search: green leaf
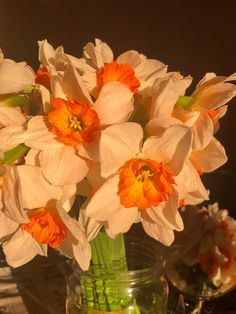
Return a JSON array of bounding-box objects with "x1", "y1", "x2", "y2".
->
[
  {"x1": 22, "y1": 85, "x2": 35, "y2": 93},
  {"x1": 2, "y1": 96, "x2": 29, "y2": 107},
  {"x1": 0, "y1": 144, "x2": 30, "y2": 165},
  {"x1": 175, "y1": 96, "x2": 194, "y2": 110}
]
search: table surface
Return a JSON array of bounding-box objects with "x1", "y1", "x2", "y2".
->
[{"x1": 0, "y1": 248, "x2": 235, "y2": 314}]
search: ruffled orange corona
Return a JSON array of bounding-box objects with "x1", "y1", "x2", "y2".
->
[
  {"x1": 118, "y1": 158, "x2": 175, "y2": 210},
  {"x1": 48, "y1": 98, "x2": 100, "y2": 147},
  {"x1": 97, "y1": 61, "x2": 140, "y2": 93},
  {"x1": 35, "y1": 67, "x2": 51, "y2": 90},
  {"x1": 22, "y1": 207, "x2": 67, "y2": 248}
]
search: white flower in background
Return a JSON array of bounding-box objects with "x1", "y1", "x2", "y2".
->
[
  {"x1": 36, "y1": 39, "x2": 167, "y2": 99},
  {"x1": 176, "y1": 203, "x2": 236, "y2": 287},
  {"x1": 81, "y1": 38, "x2": 168, "y2": 94}
]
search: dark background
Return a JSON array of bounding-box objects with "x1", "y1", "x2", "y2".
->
[{"x1": 1, "y1": 0, "x2": 236, "y2": 213}]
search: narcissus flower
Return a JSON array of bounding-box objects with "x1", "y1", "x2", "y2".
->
[
  {"x1": 0, "y1": 50, "x2": 35, "y2": 95},
  {"x1": 12, "y1": 62, "x2": 135, "y2": 186},
  {"x1": 85, "y1": 122, "x2": 192, "y2": 245},
  {"x1": 0, "y1": 164, "x2": 91, "y2": 270},
  {"x1": 0, "y1": 203, "x2": 91, "y2": 270},
  {"x1": 175, "y1": 73, "x2": 236, "y2": 149},
  {"x1": 174, "y1": 203, "x2": 236, "y2": 287},
  {"x1": 80, "y1": 39, "x2": 168, "y2": 96}
]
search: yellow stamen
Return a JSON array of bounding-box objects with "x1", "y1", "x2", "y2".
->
[{"x1": 68, "y1": 115, "x2": 82, "y2": 130}]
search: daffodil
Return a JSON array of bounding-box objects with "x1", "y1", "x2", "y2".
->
[
  {"x1": 37, "y1": 39, "x2": 167, "y2": 100},
  {"x1": 80, "y1": 38, "x2": 168, "y2": 95},
  {"x1": 175, "y1": 203, "x2": 236, "y2": 287},
  {"x1": 0, "y1": 164, "x2": 91, "y2": 270},
  {"x1": 174, "y1": 73, "x2": 236, "y2": 149},
  {"x1": 0, "y1": 202, "x2": 91, "y2": 270},
  {"x1": 13, "y1": 61, "x2": 136, "y2": 186},
  {"x1": 0, "y1": 49, "x2": 34, "y2": 95},
  {"x1": 85, "y1": 122, "x2": 192, "y2": 245}
]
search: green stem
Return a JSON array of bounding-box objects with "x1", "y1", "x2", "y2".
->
[{"x1": 87, "y1": 230, "x2": 128, "y2": 312}]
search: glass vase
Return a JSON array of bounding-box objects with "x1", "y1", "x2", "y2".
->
[
  {"x1": 166, "y1": 245, "x2": 236, "y2": 313},
  {"x1": 66, "y1": 236, "x2": 168, "y2": 314}
]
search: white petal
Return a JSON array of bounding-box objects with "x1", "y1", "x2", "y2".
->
[
  {"x1": 61, "y1": 184, "x2": 77, "y2": 212},
  {"x1": 142, "y1": 124, "x2": 192, "y2": 175},
  {"x1": 57, "y1": 204, "x2": 89, "y2": 251},
  {"x1": 24, "y1": 148, "x2": 40, "y2": 166},
  {"x1": 83, "y1": 39, "x2": 113, "y2": 69},
  {"x1": 0, "y1": 60, "x2": 35, "y2": 94},
  {"x1": 39, "y1": 145, "x2": 89, "y2": 185},
  {"x1": 117, "y1": 50, "x2": 143, "y2": 68},
  {"x1": 81, "y1": 72, "x2": 97, "y2": 96},
  {"x1": 0, "y1": 210, "x2": 19, "y2": 240},
  {"x1": 86, "y1": 174, "x2": 122, "y2": 220},
  {"x1": 2, "y1": 228, "x2": 47, "y2": 268},
  {"x1": 62, "y1": 64, "x2": 93, "y2": 104},
  {"x1": 142, "y1": 218, "x2": 175, "y2": 246},
  {"x1": 50, "y1": 73, "x2": 67, "y2": 99},
  {"x1": 72, "y1": 238, "x2": 91, "y2": 271},
  {"x1": 99, "y1": 123, "x2": 143, "y2": 178},
  {"x1": 0, "y1": 126, "x2": 25, "y2": 151},
  {"x1": 192, "y1": 111, "x2": 214, "y2": 150},
  {"x1": 108, "y1": 206, "x2": 138, "y2": 234},
  {"x1": 0, "y1": 106, "x2": 26, "y2": 126},
  {"x1": 145, "y1": 116, "x2": 182, "y2": 137},
  {"x1": 86, "y1": 161, "x2": 106, "y2": 191},
  {"x1": 135, "y1": 59, "x2": 167, "y2": 84},
  {"x1": 175, "y1": 161, "x2": 209, "y2": 205},
  {"x1": 146, "y1": 187, "x2": 183, "y2": 231},
  {"x1": 37, "y1": 84, "x2": 52, "y2": 114},
  {"x1": 150, "y1": 74, "x2": 192, "y2": 119},
  {"x1": 3, "y1": 166, "x2": 28, "y2": 223},
  {"x1": 77, "y1": 135, "x2": 100, "y2": 161},
  {"x1": 190, "y1": 137, "x2": 227, "y2": 173},
  {"x1": 79, "y1": 209, "x2": 102, "y2": 241},
  {"x1": 38, "y1": 39, "x2": 56, "y2": 68},
  {"x1": 17, "y1": 165, "x2": 62, "y2": 209},
  {"x1": 194, "y1": 82, "x2": 236, "y2": 110},
  {"x1": 95, "y1": 39, "x2": 114, "y2": 64},
  {"x1": 173, "y1": 107, "x2": 200, "y2": 127},
  {"x1": 57, "y1": 205, "x2": 91, "y2": 270},
  {"x1": 94, "y1": 81, "x2": 134, "y2": 126},
  {"x1": 15, "y1": 116, "x2": 60, "y2": 150}
]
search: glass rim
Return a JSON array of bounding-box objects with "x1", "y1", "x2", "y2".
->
[{"x1": 74, "y1": 235, "x2": 166, "y2": 282}]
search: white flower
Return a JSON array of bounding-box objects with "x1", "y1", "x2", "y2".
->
[
  {"x1": 0, "y1": 50, "x2": 34, "y2": 95},
  {"x1": 85, "y1": 122, "x2": 192, "y2": 245}
]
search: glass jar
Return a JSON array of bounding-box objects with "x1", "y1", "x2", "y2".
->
[{"x1": 66, "y1": 236, "x2": 168, "y2": 314}]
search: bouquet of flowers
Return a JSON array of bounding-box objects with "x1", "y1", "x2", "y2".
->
[
  {"x1": 166, "y1": 203, "x2": 236, "y2": 298},
  {"x1": 0, "y1": 38, "x2": 235, "y2": 312}
]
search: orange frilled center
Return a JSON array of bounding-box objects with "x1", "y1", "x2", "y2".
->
[
  {"x1": 48, "y1": 98, "x2": 100, "y2": 147},
  {"x1": 21, "y1": 207, "x2": 67, "y2": 248},
  {"x1": 118, "y1": 158, "x2": 175, "y2": 210},
  {"x1": 97, "y1": 61, "x2": 140, "y2": 93},
  {"x1": 35, "y1": 67, "x2": 51, "y2": 90}
]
